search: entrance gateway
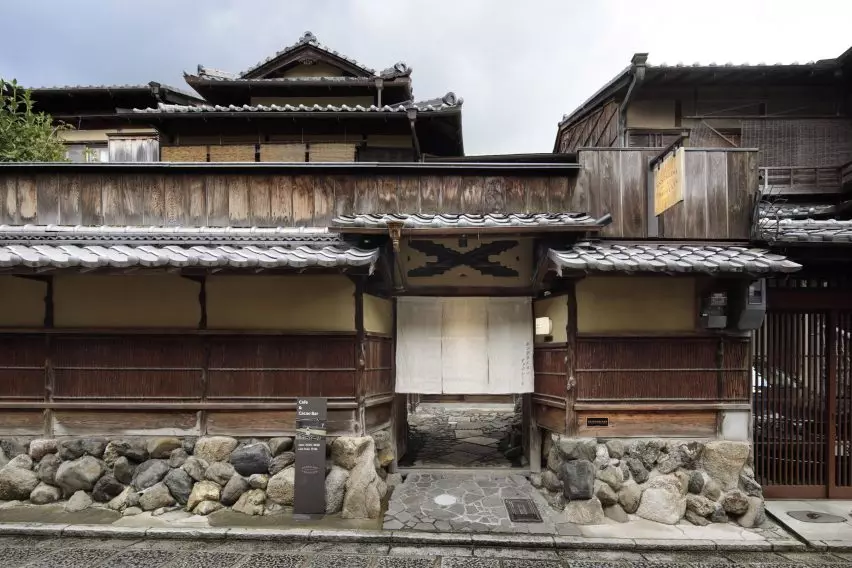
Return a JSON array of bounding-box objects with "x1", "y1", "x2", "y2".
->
[{"x1": 395, "y1": 297, "x2": 534, "y2": 395}]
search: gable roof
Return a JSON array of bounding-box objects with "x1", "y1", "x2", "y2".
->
[{"x1": 240, "y1": 31, "x2": 376, "y2": 79}]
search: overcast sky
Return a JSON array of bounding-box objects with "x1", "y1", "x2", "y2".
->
[{"x1": 2, "y1": 1, "x2": 850, "y2": 155}]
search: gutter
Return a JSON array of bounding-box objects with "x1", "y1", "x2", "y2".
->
[
  {"x1": 618, "y1": 53, "x2": 647, "y2": 147},
  {"x1": 406, "y1": 108, "x2": 422, "y2": 161}
]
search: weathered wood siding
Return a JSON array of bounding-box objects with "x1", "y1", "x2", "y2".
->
[
  {"x1": 108, "y1": 138, "x2": 159, "y2": 163},
  {"x1": 0, "y1": 171, "x2": 581, "y2": 227},
  {"x1": 0, "y1": 333, "x2": 361, "y2": 436},
  {"x1": 557, "y1": 101, "x2": 620, "y2": 153}
]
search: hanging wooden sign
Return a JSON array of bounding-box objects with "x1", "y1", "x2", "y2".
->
[{"x1": 654, "y1": 147, "x2": 685, "y2": 216}]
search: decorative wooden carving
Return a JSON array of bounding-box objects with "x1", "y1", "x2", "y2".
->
[{"x1": 407, "y1": 240, "x2": 519, "y2": 277}]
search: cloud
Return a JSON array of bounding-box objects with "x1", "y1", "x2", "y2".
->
[{"x1": 2, "y1": 0, "x2": 849, "y2": 154}]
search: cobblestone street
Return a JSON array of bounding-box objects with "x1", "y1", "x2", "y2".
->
[
  {"x1": 0, "y1": 535, "x2": 849, "y2": 567},
  {"x1": 399, "y1": 404, "x2": 523, "y2": 468}
]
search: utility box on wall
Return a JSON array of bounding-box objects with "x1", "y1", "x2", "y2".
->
[
  {"x1": 729, "y1": 279, "x2": 767, "y2": 331},
  {"x1": 699, "y1": 291, "x2": 728, "y2": 329}
]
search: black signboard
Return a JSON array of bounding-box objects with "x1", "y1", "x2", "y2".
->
[{"x1": 293, "y1": 397, "x2": 327, "y2": 517}]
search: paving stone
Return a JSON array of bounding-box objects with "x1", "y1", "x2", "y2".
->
[
  {"x1": 244, "y1": 554, "x2": 309, "y2": 568},
  {"x1": 391, "y1": 546, "x2": 473, "y2": 556},
  {"x1": 777, "y1": 552, "x2": 850, "y2": 564},
  {"x1": 463, "y1": 437, "x2": 498, "y2": 447},
  {"x1": 375, "y1": 557, "x2": 436, "y2": 568},
  {"x1": 472, "y1": 547, "x2": 559, "y2": 559},
  {"x1": 25, "y1": 548, "x2": 124, "y2": 568},
  {"x1": 0, "y1": 546, "x2": 51, "y2": 566},
  {"x1": 500, "y1": 561, "x2": 563, "y2": 568},
  {"x1": 159, "y1": 552, "x2": 246, "y2": 568},
  {"x1": 98, "y1": 550, "x2": 179, "y2": 568},
  {"x1": 440, "y1": 558, "x2": 500, "y2": 568},
  {"x1": 306, "y1": 554, "x2": 372, "y2": 568},
  {"x1": 300, "y1": 542, "x2": 389, "y2": 555}
]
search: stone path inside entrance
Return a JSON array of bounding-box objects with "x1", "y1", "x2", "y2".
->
[
  {"x1": 383, "y1": 471, "x2": 578, "y2": 535},
  {"x1": 399, "y1": 403, "x2": 522, "y2": 467}
]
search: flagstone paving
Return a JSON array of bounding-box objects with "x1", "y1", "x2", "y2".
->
[
  {"x1": 399, "y1": 404, "x2": 522, "y2": 468},
  {"x1": 0, "y1": 536, "x2": 849, "y2": 567},
  {"x1": 383, "y1": 472, "x2": 577, "y2": 535}
]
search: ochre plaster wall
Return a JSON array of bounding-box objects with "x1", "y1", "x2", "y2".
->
[
  {"x1": 207, "y1": 275, "x2": 355, "y2": 331},
  {"x1": 281, "y1": 62, "x2": 345, "y2": 77},
  {"x1": 401, "y1": 237, "x2": 532, "y2": 288},
  {"x1": 626, "y1": 100, "x2": 677, "y2": 129},
  {"x1": 54, "y1": 275, "x2": 200, "y2": 328},
  {"x1": 364, "y1": 295, "x2": 393, "y2": 335},
  {"x1": 0, "y1": 276, "x2": 46, "y2": 327},
  {"x1": 533, "y1": 295, "x2": 568, "y2": 344},
  {"x1": 60, "y1": 129, "x2": 157, "y2": 143},
  {"x1": 576, "y1": 277, "x2": 696, "y2": 333}
]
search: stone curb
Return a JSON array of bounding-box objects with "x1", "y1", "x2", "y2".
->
[{"x1": 0, "y1": 523, "x2": 809, "y2": 551}]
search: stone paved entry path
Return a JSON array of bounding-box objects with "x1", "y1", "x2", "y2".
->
[
  {"x1": 399, "y1": 403, "x2": 522, "y2": 468},
  {"x1": 383, "y1": 471, "x2": 579, "y2": 535}
]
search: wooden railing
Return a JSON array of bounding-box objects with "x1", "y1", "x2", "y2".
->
[{"x1": 759, "y1": 165, "x2": 843, "y2": 195}]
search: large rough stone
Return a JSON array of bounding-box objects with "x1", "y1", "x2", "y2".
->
[
  {"x1": 740, "y1": 474, "x2": 763, "y2": 497},
  {"x1": 546, "y1": 443, "x2": 564, "y2": 474},
  {"x1": 618, "y1": 480, "x2": 642, "y2": 514},
  {"x1": 709, "y1": 503, "x2": 729, "y2": 523},
  {"x1": 625, "y1": 457, "x2": 649, "y2": 484},
  {"x1": 267, "y1": 437, "x2": 294, "y2": 456},
  {"x1": 636, "y1": 476, "x2": 686, "y2": 525},
  {"x1": 230, "y1": 443, "x2": 271, "y2": 476},
  {"x1": 561, "y1": 496, "x2": 605, "y2": 525},
  {"x1": 377, "y1": 447, "x2": 394, "y2": 468},
  {"x1": 58, "y1": 439, "x2": 86, "y2": 460},
  {"x1": 686, "y1": 493, "x2": 716, "y2": 517},
  {"x1": 541, "y1": 470, "x2": 562, "y2": 492},
  {"x1": 168, "y1": 449, "x2": 189, "y2": 469},
  {"x1": 81, "y1": 438, "x2": 108, "y2": 458},
  {"x1": 604, "y1": 503, "x2": 629, "y2": 523},
  {"x1": 605, "y1": 439, "x2": 625, "y2": 459},
  {"x1": 186, "y1": 480, "x2": 220, "y2": 511},
  {"x1": 594, "y1": 480, "x2": 618, "y2": 506},
  {"x1": 629, "y1": 440, "x2": 664, "y2": 469},
  {"x1": 131, "y1": 459, "x2": 170, "y2": 491},
  {"x1": 8, "y1": 454, "x2": 32, "y2": 470},
  {"x1": 139, "y1": 482, "x2": 175, "y2": 511},
  {"x1": 266, "y1": 467, "x2": 296, "y2": 505},
  {"x1": 559, "y1": 459, "x2": 595, "y2": 500},
  {"x1": 269, "y1": 452, "x2": 295, "y2": 476},
  {"x1": 0, "y1": 466, "x2": 39, "y2": 500},
  {"x1": 721, "y1": 490, "x2": 749, "y2": 516},
  {"x1": 594, "y1": 445, "x2": 610, "y2": 469},
  {"x1": 542, "y1": 489, "x2": 565, "y2": 511},
  {"x1": 342, "y1": 438, "x2": 382, "y2": 519},
  {"x1": 0, "y1": 438, "x2": 26, "y2": 459},
  {"x1": 685, "y1": 509, "x2": 711, "y2": 526},
  {"x1": 702, "y1": 478, "x2": 722, "y2": 501},
  {"x1": 147, "y1": 437, "x2": 182, "y2": 459},
  {"x1": 193, "y1": 500, "x2": 223, "y2": 516},
  {"x1": 232, "y1": 488, "x2": 265, "y2": 516},
  {"x1": 206, "y1": 462, "x2": 236, "y2": 486},
  {"x1": 371, "y1": 430, "x2": 391, "y2": 451},
  {"x1": 112, "y1": 440, "x2": 148, "y2": 463},
  {"x1": 221, "y1": 474, "x2": 250, "y2": 506},
  {"x1": 181, "y1": 456, "x2": 209, "y2": 482},
  {"x1": 529, "y1": 473, "x2": 542, "y2": 488},
  {"x1": 556, "y1": 437, "x2": 597, "y2": 461},
  {"x1": 595, "y1": 465, "x2": 624, "y2": 492},
  {"x1": 107, "y1": 486, "x2": 133, "y2": 511},
  {"x1": 37, "y1": 454, "x2": 61, "y2": 485},
  {"x1": 123, "y1": 506, "x2": 142, "y2": 517},
  {"x1": 688, "y1": 471, "x2": 705, "y2": 495},
  {"x1": 701, "y1": 441, "x2": 750, "y2": 491},
  {"x1": 65, "y1": 490, "x2": 92, "y2": 512},
  {"x1": 30, "y1": 482, "x2": 61, "y2": 505},
  {"x1": 28, "y1": 439, "x2": 57, "y2": 461},
  {"x1": 101, "y1": 443, "x2": 120, "y2": 468},
  {"x1": 324, "y1": 465, "x2": 349, "y2": 514},
  {"x1": 248, "y1": 474, "x2": 268, "y2": 490},
  {"x1": 737, "y1": 496, "x2": 766, "y2": 528},
  {"x1": 194, "y1": 436, "x2": 238, "y2": 463},
  {"x1": 163, "y1": 468, "x2": 193, "y2": 505},
  {"x1": 331, "y1": 436, "x2": 371, "y2": 470},
  {"x1": 92, "y1": 474, "x2": 125, "y2": 503},
  {"x1": 55, "y1": 456, "x2": 104, "y2": 496},
  {"x1": 112, "y1": 457, "x2": 136, "y2": 485}
]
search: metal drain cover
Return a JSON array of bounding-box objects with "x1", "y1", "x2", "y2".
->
[
  {"x1": 787, "y1": 510, "x2": 848, "y2": 523},
  {"x1": 505, "y1": 498, "x2": 542, "y2": 523}
]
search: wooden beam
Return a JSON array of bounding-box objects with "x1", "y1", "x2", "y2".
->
[
  {"x1": 355, "y1": 277, "x2": 366, "y2": 435},
  {"x1": 573, "y1": 402, "x2": 751, "y2": 411},
  {"x1": 565, "y1": 281, "x2": 578, "y2": 436}
]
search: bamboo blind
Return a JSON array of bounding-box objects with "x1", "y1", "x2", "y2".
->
[
  {"x1": 309, "y1": 143, "x2": 357, "y2": 163},
  {"x1": 260, "y1": 143, "x2": 307, "y2": 162},
  {"x1": 160, "y1": 145, "x2": 208, "y2": 162},
  {"x1": 208, "y1": 145, "x2": 257, "y2": 162}
]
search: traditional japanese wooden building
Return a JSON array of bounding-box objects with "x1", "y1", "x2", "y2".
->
[{"x1": 556, "y1": 45, "x2": 852, "y2": 498}]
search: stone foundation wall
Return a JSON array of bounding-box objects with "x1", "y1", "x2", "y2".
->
[
  {"x1": 0, "y1": 431, "x2": 398, "y2": 519},
  {"x1": 532, "y1": 436, "x2": 765, "y2": 528}
]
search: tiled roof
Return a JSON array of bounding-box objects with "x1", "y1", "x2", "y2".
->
[
  {"x1": 0, "y1": 243, "x2": 378, "y2": 271},
  {"x1": 757, "y1": 202, "x2": 837, "y2": 219},
  {"x1": 0, "y1": 225, "x2": 335, "y2": 246},
  {"x1": 193, "y1": 62, "x2": 411, "y2": 83},
  {"x1": 757, "y1": 219, "x2": 852, "y2": 243},
  {"x1": 241, "y1": 31, "x2": 376, "y2": 77},
  {"x1": 548, "y1": 242, "x2": 801, "y2": 275},
  {"x1": 126, "y1": 93, "x2": 461, "y2": 115},
  {"x1": 332, "y1": 213, "x2": 599, "y2": 229}
]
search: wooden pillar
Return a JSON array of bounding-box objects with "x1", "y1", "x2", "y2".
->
[
  {"x1": 44, "y1": 276, "x2": 54, "y2": 437},
  {"x1": 354, "y1": 278, "x2": 366, "y2": 435},
  {"x1": 525, "y1": 393, "x2": 542, "y2": 473},
  {"x1": 566, "y1": 281, "x2": 579, "y2": 436},
  {"x1": 827, "y1": 310, "x2": 837, "y2": 496}
]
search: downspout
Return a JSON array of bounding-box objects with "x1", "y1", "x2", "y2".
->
[
  {"x1": 406, "y1": 107, "x2": 422, "y2": 161},
  {"x1": 374, "y1": 78, "x2": 384, "y2": 108},
  {"x1": 618, "y1": 53, "x2": 648, "y2": 147}
]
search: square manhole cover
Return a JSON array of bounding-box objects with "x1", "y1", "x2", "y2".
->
[
  {"x1": 505, "y1": 498, "x2": 542, "y2": 523},
  {"x1": 787, "y1": 510, "x2": 848, "y2": 523}
]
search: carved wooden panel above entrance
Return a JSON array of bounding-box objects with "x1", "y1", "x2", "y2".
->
[
  {"x1": 407, "y1": 240, "x2": 520, "y2": 278},
  {"x1": 401, "y1": 237, "x2": 532, "y2": 288}
]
